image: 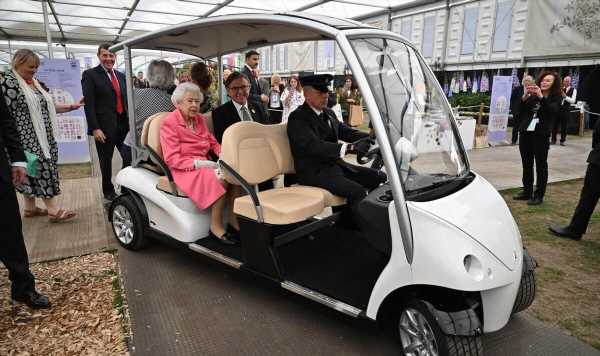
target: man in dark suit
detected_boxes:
[287,74,386,209]
[212,71,268,143]
[82,43,129,201]
[552,76,577,146]
[241,50,269,109]
[0,93,50,309]
[549,116,600,240]
[510,75,534,144]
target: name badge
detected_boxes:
[526,118,539,132]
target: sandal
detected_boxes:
[48,209,77,223]
[23,207,48,218]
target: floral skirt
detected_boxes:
[17,156,61,199]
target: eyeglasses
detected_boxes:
[228,85,250,92]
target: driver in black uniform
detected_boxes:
[287,74,386,211]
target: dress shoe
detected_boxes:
[12,291,51,309]
[527,197,543,205]
[560,142,566,146]
[209,231,238,245]
[513,192,532,201]
[548,226,581,240]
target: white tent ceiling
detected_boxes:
[0,0,417,45]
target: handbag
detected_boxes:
[24,150,40,178]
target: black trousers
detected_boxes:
[519,133,550,198]
[568,163,600,235]
[511,115,520,144]
[552,109,568,143]
[95,116,129,196]
[299,163,386,205]
[0,184,35,299]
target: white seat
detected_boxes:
[220,121,346,224]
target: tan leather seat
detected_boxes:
[140,112,189,196]
[235,186,325,225]
[156,176,188,197]
[220,121,346,224]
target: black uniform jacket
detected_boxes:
[588,119,600,166]
[287,103,368,180]
[81,65,128,136]
[212,99,268,143]
[0,94,25,196]
[518,94,561,137]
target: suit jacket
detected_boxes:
[82,65,129,136]
[0,93,26,196]
[510,86,524,121]
[212,100,268,143]
[287,103,368,180]
[242,66,262,106]
[518,94,561,137]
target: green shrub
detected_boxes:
[448,92,491,108]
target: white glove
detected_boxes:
[193,158,218,170]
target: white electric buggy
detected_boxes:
[108,13,536,356]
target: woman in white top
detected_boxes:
[281,75,304,123]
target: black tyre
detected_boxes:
[110,195,147,250]
[398,301,483,356]
[512,250,537,313]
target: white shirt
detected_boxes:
[232,100,253,122]
[308,105,347,158]
[102,65,120,89]
[563,86,577,105]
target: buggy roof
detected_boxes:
[111,12,375,58]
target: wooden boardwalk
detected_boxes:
[18,140,116,263]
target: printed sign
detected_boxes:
[487,76,513,144]
[36,59,90,163]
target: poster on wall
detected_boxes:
[36,58,90,164]
[487,76,513,145]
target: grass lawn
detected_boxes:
[500,180,600,349]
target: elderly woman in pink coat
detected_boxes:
[160,82,238,245]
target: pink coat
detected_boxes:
[160,109,225,209]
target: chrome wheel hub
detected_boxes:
[399,307,439,356]
[112,205,134,245]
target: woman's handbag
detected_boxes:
[24,150,40,178]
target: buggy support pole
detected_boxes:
[123,45,137,164]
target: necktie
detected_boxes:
[241,106,252,121]
[110,70,124,114]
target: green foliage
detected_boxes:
[448,92,491,108]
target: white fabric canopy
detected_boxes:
[0,0,416,45]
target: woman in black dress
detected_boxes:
[513,71,562,205]
[1,49,82,222]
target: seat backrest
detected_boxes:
[141,112,170,160]
[220,121,295,185]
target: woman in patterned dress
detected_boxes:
[1,49,82,222]
[121,60,176,166]
[281,75,304,123]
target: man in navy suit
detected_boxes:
[212,71,268,143]
[0,94,50,309]
[241,50,269,109]
[82,43,129,201]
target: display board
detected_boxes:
[524,0,600,57]
[487,76,512,145]
[36,58,90,164]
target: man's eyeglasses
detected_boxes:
[227,85,250,92]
